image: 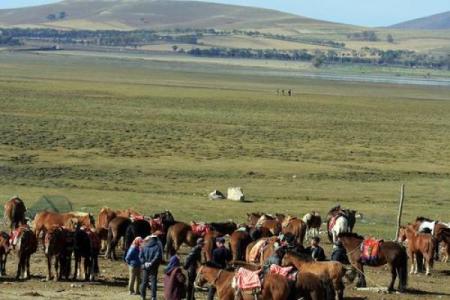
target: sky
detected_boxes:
[0,0,449,27]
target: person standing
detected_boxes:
[125,237,143,295]
[306,237,326,261]
[331,239,349,264]
[207,237,231,300]
[184,238,204,300]
[140,233,163,300]
[164,255,186,300]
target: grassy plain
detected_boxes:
[0,51,449,299]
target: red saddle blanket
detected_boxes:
[269,265,297,282]
[150,218,163,232]
[191,223,210,236]
[328,215,339,231]
[360,238,382,263]
[235,267,261,290]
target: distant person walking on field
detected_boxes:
[125,237,143,295]
[184,238,204,300]
[140,233,163,300]
[164,255,186,300]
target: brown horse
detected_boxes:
[0,231,10,276]
[279,215,307,246]
[414,217,449,260]
[105,216,131,260]
[245,237,279,266]
[44,226,69,281]
[195,264,289,300]
[4,196,27,230]
[338,232,407,293]
[286,271,325,300]
[11,225,38,280]
[398,225,436,275]
[230,229,252,261]
[282,251,345,300]
[165,222,199,259]
[33,211,95,244]
[203,230,221,262]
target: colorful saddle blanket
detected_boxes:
[234,267,261,291]
[191,222,210,236]
[360,238,382,265]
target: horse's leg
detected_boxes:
[425,255,431,276]
[356,263,366,288]
[46,255,52,281]
[409,251,415,274]
[73,255,79,280]
[388,264,397,292]
[333,278,344,300]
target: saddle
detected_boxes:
[191,222,210,237]
[233,267,262,299]
[269,264,297,282]
[360,238,383,265]
[248,239,269,263]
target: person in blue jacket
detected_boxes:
[125,236,143,295]
[140,233,163,300]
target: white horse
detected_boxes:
[329,215,349,244]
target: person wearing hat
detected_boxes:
[331,238,349,264]
[184,238,204,300]
[125,236,143,295]
[207,236,232,300]
[306,236,326,261]
[164,255,186,300]
[140,233,163,300]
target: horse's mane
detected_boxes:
[337,232,364,240]
[416,216,433,222]
[204,262,220,269]
[285,250,314,262]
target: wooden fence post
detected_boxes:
[395,184,405,240]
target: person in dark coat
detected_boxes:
[331,240,349,264]
[262,246,284,274]
[306,237,326,261]
[140,234,163,300]
[184,238,204,300]
[207,237,231,300]
[164,255,186,300]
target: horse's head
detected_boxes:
[194,265,208,288]
[44,226,63,255]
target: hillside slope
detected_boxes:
[390,11,450,30]
[0,0,345,31]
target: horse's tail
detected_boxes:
[165,227,175,258]
[124,225,134,254]
[397,247,408,291]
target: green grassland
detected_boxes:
[0,51,450,239]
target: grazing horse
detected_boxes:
[326,206,356,243]
[195,264,290,300]
[0,231,10,276]
[44,226,70,281]
[105,216,131,260]
[230,229,252,261]
[338,232,407,293]
[302,212,322,239]
[165,222,199,260]
[11,225,38,280]
[398,225,435,275]
[282,251,345,300]
[4,196,27,230]
[73,227,100,281]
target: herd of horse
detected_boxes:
[1,196,450,300]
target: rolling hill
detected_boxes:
[390,11,450,30]
[0,0,348,32]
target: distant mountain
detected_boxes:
[0,0,347,31]
[390,11,450,30]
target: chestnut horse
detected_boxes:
[338,232,407,293]
[414,217,449,260]
[11,225,38,280]
[247,213,281,235]
[282,251,345,300]
[0,231,10,276]
[230,229,252,261]
[44,226,69,281]
[96,207,133,251]
[4,196,27,230]
[105,216,131,260]
[195,264,289,300]
[165,222,199,259]
[277,215,307,246]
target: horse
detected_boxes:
[245,236,279,266]
[230,229,252,261]
[73,226,100,281]
[282,251,345,300]
[302,212,322,240]
[338,232,407,292]
[33,211,95,245]
[257,215,281,236]
[414,217,449,260]
[96,207,138,251]
[195,264,290,300]
[124,219,151,253]
[247,212,263,226]
[105,216,131,260]
[209,221,237,236]
[11,225,38,280]
[4,196,27,230]
[279,215,307,246]
[326,206,356,243]
[398,225,436,275]
[165,222,199,260]
[44,226,71,281]
[0,231,10,276]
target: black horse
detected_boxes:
[124,219,151,254]
[73,227,100,281]
[209,221,237,235]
